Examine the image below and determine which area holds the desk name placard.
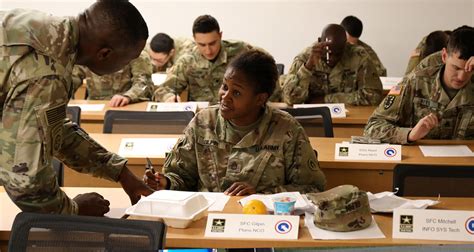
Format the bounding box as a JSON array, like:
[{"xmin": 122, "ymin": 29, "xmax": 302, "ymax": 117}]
[{"xmin": 335, "ymin": 143, "xmax": 402, "ymax": 161}]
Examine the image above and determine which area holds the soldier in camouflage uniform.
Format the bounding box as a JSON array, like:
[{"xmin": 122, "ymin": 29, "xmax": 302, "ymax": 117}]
[
  {"xmin": 341, "ymin": 15, "xmax": 387, "ymax": 76},
  {"xmin": 0, "ymin": 2, "xmax": 152, "ymax": 216},
  {"xmin": 282, "ymin": 24, "xmax": 383, "ymax": 106},
  {"xmin": 405, "ymin": 30, "xmax": 449, "ymax": 75},
  {"xmin": 364, "ymin": 26, "xmax": 474, "ymax": 144},
  {"xmin": 145, "ymin": 50, "xmax": 326, "ymax": 195},
  {"xmin": 146, "ymin": 33, "xmax": 195, "ymax": 73},
  {"xmin": 153, "ymin": 15, "xmax": 254, "ymax": 104},
  {"xmin": 72, "ymin": 50, "xmax": 154, "ymax": 107}
]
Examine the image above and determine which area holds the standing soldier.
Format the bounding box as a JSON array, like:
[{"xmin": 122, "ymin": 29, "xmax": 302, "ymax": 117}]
[
  {"xmin": 364, "ymin": 26, "xmax": 474, "ymax": 144},
  {"xmin": 341, "ymin": 15, "xmax": 387, "ymax": 77},
  {"xmin": 0, "ymin": 1, "xmax": 152, "ymax": 216},
  {"xmin": 153, "ymin": 15, "xmax": 254, "ymax": 103},
  {"xmin": 72, "ymin": 50, "xmax": 154, "ymax": 107},
  {"xmin": 282, "ymin": 24, "xmax": 383, "ymax": 106},
  {"xmin": 146, "ymin": 33, "xmax": 195, "ymax": 73}
]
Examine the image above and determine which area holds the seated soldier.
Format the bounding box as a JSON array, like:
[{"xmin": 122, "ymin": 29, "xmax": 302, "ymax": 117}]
[
  {"xmin": 281, "ymin": 24, "xmax": 383, "ymax": 106},
  {"xmin": 146, "ymin": 32, "xmax": 194, "ymax": 73},
  {"xmin": 341, "ymin": 15, "xmax": 387, "ymax": 76},
  {"xmin": 404, "ymin": 30, "xmax": 450, "ymax": 75},
  {"xmin": 144, "ymin": 50, "xmax": 326, "ymax": 195},
  {"xmin": 153, "ymin": 15, "xmax": 255, "ymax": 103},
  {"xmin": 72, "ymin": 50, "xmax": 154, "ymax": 107},
  {"xmin": 364, "ymin": 26, "xmax": 474, "ymax": 144}
]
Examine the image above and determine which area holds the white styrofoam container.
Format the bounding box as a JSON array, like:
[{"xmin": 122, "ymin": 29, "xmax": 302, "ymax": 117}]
[{"xmin": 125, "ymin": 190, "xmax": 213, "ymax": 228}]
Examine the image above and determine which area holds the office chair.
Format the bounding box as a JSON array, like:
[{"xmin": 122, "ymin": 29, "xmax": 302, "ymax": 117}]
[
  {"xmin": 8, "ymin": 212, "xmax": 167, "ymax": 252},
  {"xmin": 393, "ymin": 164, "xmax": 474, "ymax": 197},
  {"xmin": 103, "ymin": 110, "xmax": 195, "ymax": 134},
  {"xmin": 276, "ymin": 63, "xmax": 284, "ymax": 75},
  {"xmin": 66, "ymin": 106, "xmax": 81, "ymax": 126},
  {"xmin": 282, "ymin": 107, "xmax": 334, "ymax": 137}
]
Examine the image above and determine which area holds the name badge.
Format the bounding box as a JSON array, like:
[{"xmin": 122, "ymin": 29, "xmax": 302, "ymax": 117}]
[
  {"xmin": 146, "ymin": 102, "xmax": 200, "ymax": 113},
  {"xmin": 293, "ymin": 103, "xmax": 346, "ymax": 118},
  {"xmin": 205, "ymin": 213, "xmax": 299, "ymax": 240},
  {"xmin": 335, "ymin": 143, "xmax": 401, "ymax": 161},
  {"xmin": 393, "ymin": 208, "xmax": 474, "ymax": 242}
]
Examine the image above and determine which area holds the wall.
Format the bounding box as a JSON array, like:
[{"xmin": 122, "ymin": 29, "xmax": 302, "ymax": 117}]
[{"xmin": 2, "ymin": 0, "xmax": 474, "ymax": 76}]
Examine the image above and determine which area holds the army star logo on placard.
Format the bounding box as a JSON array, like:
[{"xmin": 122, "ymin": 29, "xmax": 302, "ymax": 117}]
[
  {"xmin": 400, "ymin": 215, "xmax": 413, "ymax": 232},
  {"xmin": 339, "ymin": 147, "xmax": 349, "ymax": 156},
  {"xmin": 211, "ymin": 219, "xmax": 226, "ymax": 233},
  {"xmin": 384, "ymin": 95, "xmax": 396, "ymax": 110}
]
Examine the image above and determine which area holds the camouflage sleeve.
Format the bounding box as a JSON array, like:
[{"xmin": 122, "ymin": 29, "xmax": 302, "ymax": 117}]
[
  {"xmin": 162, "ymin": 123, "xmax": 199, "ymax": 191},
  {"xmin": 366, "ymin": 49, "xmax": 387, "ymax": 77},
  {"xmin": 264, "ymin": 123, "xmax": 326, "ymax": 194},
  {"xmin": 71, "ymin": 65, "xmax": 86, "ymax": 94},
  {"xmin": 281, "ymin": 54, "xmax": 313, "ymax": 105},
  {"xmin": 122, "ymin": 51, "xmax": 154, "ymax": 103},
  {"xmin": 153, "ymin": 56, "xmax": 190, "ymax": 102},
  {"xmin": 405, "ymin": 55, "xmax": 421, "ymax": 75},
  {"xmin": 363, "ymin": 82, "xmax": 414, "ymax": 144},
  {"xmin": 324, "ymin": 59, "xmax": 383, "ymax": 105},
  {"xmin": 55, "ymin": 122, "xmax": 125, "ymax": 182}
]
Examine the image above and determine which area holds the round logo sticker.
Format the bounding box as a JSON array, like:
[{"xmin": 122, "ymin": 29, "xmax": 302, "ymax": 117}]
[
  {"xmin": 384, "ymin": 147, "xmax": 397, "ymax": 157},
  {"xmin": 184, "ymin": 105, "xmax": 192, "ymax": 111},
  {"xmin": 465, "ymin": 217, "xmax": 474, "ymax": 235},
  {"xmin": 332, "ymin": 106, "xmax": 342, "ymax": 114},
  {"xmin": 275, "ymin": 220, "xmax": 292, "ymax": 234}
]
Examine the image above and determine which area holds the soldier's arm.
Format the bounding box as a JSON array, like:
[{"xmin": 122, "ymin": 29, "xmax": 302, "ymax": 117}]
[
  {"xmin": 153, "ymin": 56, "xmax": 190, "ymax": 102},
  {"xmin": 325, "ymin": 59, "xmax": 383, "ymax": 105},
  {"xmin": 367, "ymin": 48, "xmax": 387, "ymax": 77},
  {"xmin": 363, "ymin": 82, "xmax": 414, "ymax": 144},
  {"xmin": 281, "ymin": 54, "xmax": 313, "ymax": 105},
  {"xmin": 263, "ymin": 124, "xmax": 326, "ymax": 194},
  {"xmin": 122, "ymin": 51, "xmax": 154, "ymax": 103},
  {"xmin": 162, "ymin": 123, "xmax": 200, "ymax": 191},
  {"xmin": 71, "ymin": 65, "xmax": 87, "ymax": 95}
]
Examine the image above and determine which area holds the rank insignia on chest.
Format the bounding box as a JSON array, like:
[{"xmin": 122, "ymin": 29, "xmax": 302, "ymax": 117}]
[{"xmin": 384, "ymin": 95, "xmax": 396, "ymax": 110}]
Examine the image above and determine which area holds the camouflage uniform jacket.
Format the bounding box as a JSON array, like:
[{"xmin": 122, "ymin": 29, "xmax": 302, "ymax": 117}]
[
  {"xmin": 364, "ymin": 64, "xmax": 474, "ymax": 144},
  {"xmin": 0, "ymin": 9, "xmax": 126, "ymax": 214},
  {"xmin": 153, "ymin": 40, "xmax": 252, "ymax": 103},
  {"xmin": 405, "ymin": 36, "xmax": 427, "ymax": 75},
  {"xmin": 72, "ymin": 50, "xmax": 153, "ymax": 102},
  {"xmin": 147, "ymin": 37, "xmax": 195, "ymax": 73},
  {"xmin": 282, "ymin": 43, "xmax": 383, "ymax": 106},
  {"xmin": 164, "ymin": 105, "xmax": 326, "ymax": 194},
  {"xmin": 356, "ymin": 40, "xmax": 387, "ymax": 77}
]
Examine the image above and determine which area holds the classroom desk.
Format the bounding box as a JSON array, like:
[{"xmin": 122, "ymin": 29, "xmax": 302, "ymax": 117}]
[
  {"xmin": 0, "ymin": 186, "xmax": 473, "ymax": 250},
  {"xmin": 69, "ymin": 100, "xmax": 375, "ymax": 137},
  {"xmin": 64, "ymin": 134, "xmax": 474, "ymax": 193}
]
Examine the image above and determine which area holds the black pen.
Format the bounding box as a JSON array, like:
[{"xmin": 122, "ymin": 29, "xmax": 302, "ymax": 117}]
[{"xmin": 145, "ymin": 157, "xmax": 156, "ymax": 174}]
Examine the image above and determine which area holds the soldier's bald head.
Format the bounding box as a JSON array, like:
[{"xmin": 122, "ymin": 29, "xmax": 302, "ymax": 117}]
[{"xmin": 320, "ymin": 24, "xmax": 347, "ymax": 67}]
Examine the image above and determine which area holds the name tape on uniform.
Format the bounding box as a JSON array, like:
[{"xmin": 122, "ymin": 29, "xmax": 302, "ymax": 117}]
[
  {"xmin": 335, "ymin": 143, "xmax": 402, "ymax": 161},
  {"xmin": 393, "ymin": 208, "xmax": 474, "ymax": 242},
  {"xmin": 205, "ymin": 213, "xmax": 299, "ymax": 240},
  {"xmin": 293, "ymin": 103, "xmax": 346, "ymax": 118}
]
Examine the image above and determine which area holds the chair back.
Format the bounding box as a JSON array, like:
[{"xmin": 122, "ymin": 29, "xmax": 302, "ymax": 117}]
[
  {"xmin": 393, "ymin": 164, "xmax": 474, "ymax": 197},
  {"xmin": 282, "ymin": 107, "xmax": 334, "ymax": 137},
  {"xmin": 103, "ymin": 110, "xmax": 195, "ymax": 134},
  {"xmin": 8, "ymin": 212, "xmax": 166, "ymax": 252},
  {"xmin": 66, "ymin": 106, "xmax": 81, "ymax": 126}
]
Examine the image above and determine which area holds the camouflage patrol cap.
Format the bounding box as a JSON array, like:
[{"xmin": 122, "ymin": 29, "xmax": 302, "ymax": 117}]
[{"xmin": 307, "ymin": 185, "xmax": 372, "ymax": 232}]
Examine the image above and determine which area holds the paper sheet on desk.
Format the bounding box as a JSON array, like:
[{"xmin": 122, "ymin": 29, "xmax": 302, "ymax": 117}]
[
  {"xmin": 419, "ymin": 145, "xmax": 474, "ymax": 157},
  {"xmin": 367, "ymin": 191, "xmax": 439, "ymax": 213},
  {"xmin": 199, "ymin": 192, "xmax": 230, "ymax": 211},
  {"xmin": 68, "ymin": 104, "xmax": 105, "ymax": 112},
  {"xmin": 304, "ymin": 213, "xmax": 385, "ymax": 240},
  {"xmin": 152, "ymin": 73, "xmax": 167, "ymax": 86},
  {"xmin": 118, "ymin": 138, "xmax": 178, "ymax": 157}
]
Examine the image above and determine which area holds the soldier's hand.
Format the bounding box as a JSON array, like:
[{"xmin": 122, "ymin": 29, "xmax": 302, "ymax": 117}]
[
  {"xmin": 465, "ymin": 56, "xmax": 474, "ymax": 72},
  {"xmin": 74, "ymin": 192, "xmax": 110, "ymax": 216},
  {"xmin": 109, "ymin": 95, "xmax": 131, "ymax": 107},
  {"xmin": 305, "ymin": 40, "xmax": 332, "ymax": 70},
  {"xmin": 119, "ymin": 166, "xmax": 154, "ymax": 205},
  {"xmin": 164, "ymin": 95, "xmax": 181, "ymax": 103},
  {"xmin": 224, "ymin": 182, "xmax": 256, "ymax": 196},
  {"xmin": 143, "ymin": 170, "xmax": 168, "ymax": 190},
  {"xmin": 408, "ymin": 113, "xmax": 439, "ymax": 142}
]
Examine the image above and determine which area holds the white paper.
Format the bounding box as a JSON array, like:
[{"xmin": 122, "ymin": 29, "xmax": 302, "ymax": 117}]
[
  {"xmin": 380, "ymin": 77, "xmax": 402, "ymax": 90},
  {"xmin": 118, "ymin": 138, "xmax": 177, "ymax": 157},
  {"xmin": 368, "ymin": 191, "xmax": 439, "ymax": 213},
  {"xmin": 239, "ymin": 192, "xmax": 312, "ymax": 213},
  {"xmin": 68, "ymin": 104, "xmax": 105, "ymax": 112},
  {"xmin": 304, "ymin": 213, "xmax": 385, "ymax": 240},
  {"xmin": 146, "ymin": 102, "xmax": 197, "ymax": 113},
  {"xmin": 152, "ymin": 73, "xmax": 167, "ymax": 86},
  {"xmin": 199, "ymin": 192, "xmax": 230, "ymax": 212},
  {"xmin": 419, "ymin": 145, "xmax": 474, "ymax": 157}
]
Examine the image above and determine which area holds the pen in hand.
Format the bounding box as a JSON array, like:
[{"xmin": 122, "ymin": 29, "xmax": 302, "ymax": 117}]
[
  {"xmin": 325, "ymin": 37, "xmax": 330, "ymax": 64},
  {"xmin": 145, "ymin": 157, "xmax": 161, "ymax": 189}
]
